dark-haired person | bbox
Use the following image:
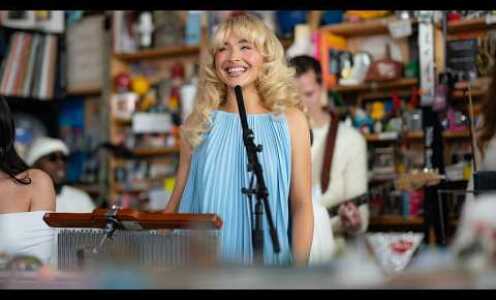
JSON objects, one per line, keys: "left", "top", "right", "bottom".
{"left": 0, "top": 97, "right": 56, "bottom": 265}
{"left": 289, "top": 55, "right": 369, "bottom": 259}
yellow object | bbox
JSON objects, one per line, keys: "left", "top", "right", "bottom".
{"left": 463, "top": 163, "right": 473, "bottom": 181}
{"left": 370, "top": 102, "right": 385, "bottom": 121}
{"left": 131, "top": 76, "right": 150, "bottom": 96}
{"left": 169, "top": 95, "right": 179, "bottom": 111}
{"left": 139, "top": 91, "right": 157, "bottom": 111}
{"left": 344, "top": 11, "right": 392, "bottom": 20}
{"left": 164, "top": 177, "right": 176, "bottom": 192}
{"left": 35, "top": 11, "right": 50, "bottom": 20}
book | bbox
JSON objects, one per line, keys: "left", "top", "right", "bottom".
{"left": 22, "top": 34, "right": 39, "bottom": 97}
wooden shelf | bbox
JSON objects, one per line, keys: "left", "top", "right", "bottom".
{"left": 133, "top": 147, "right": 180, "bottom": 156}
{"left": 320, "top": 17, "right": 398, "bottom": 37}
{"left": 364, "top": 130, "right": 470, "bottom": 143}
{"left": 407, "top": 131, "right": 423, "bottom": 140}
{"left": 330, "top": 78, "right": 418, "bottom": 94}
{"left": 364, "top": 132, "right": 399, "bottom": 142}
{"left": 114, "top": 45, "right": 200, "bottom": 61}
{"left": 112, "top": 117, "right": 132, "bottom": 126}
{"left": 443, "top": 130, "right": 470, "bottom": 139}
{"left": 447, "top": 17, "right": 496, "bottom": 34}
{"left": 113, "top": 183, "right": 147, "bottom": 193}
{"left": 450, "top": 88, "right": 487, "bottom": 100}
{"left": 66, "top": 84, "right": 101, "bottom": 96}
{"left": 370, "top": 215, "right": 424, "bottom": 226}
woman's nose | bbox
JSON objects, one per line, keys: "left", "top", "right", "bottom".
{"left": 227, "top": 48, "right": 241, "bottom": 61}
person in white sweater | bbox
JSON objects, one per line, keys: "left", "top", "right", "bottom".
{"left": 290, "top": 56, "right": 369, "bottom": 260}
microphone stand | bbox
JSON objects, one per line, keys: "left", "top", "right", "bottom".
{"left": 234, "top": 85, "right": 280, "bottom": 265}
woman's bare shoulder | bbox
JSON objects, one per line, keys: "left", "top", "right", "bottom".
{"left": 26, "top": 169, "right": 52, "bottom": 185}
{"left": 26, "top": 169, "right": 56, "bottom": 211}
{"left": 283, "top": 107, "right": 310, "bottom": 137}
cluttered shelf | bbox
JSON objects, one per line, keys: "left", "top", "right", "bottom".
{"left": 65, "top": 84, "right": 101, "bottom": 96}
{"left": 370, "top": 215, "right": 424, "bottom": 226}
{"left": 451, "top": 88, "right": 487, "bottom": 100}
{"left": 370, "top": 215, "right": 459, "bottom": 227}
{"left": 330, "top": 78, "right": 418, "bottom": 93}
{"left": 319, "top": 15, "right": 496, "bottom": 38}
{"left": 447, "top": 16, "right": 496, "bottom": 34}
{"left": 364, "top": 130, "right": 470, "bottom": 142}
{"left": 132, "top": 147, "right": 180, "bottom": 157}
{"left": 113, "top": 44, "right": 201, "bottom": 61}
{"left": 320, "top": 16, "right": 401, "bottom": 37}
{"left": 113, "top": 37, "right": 293, "bottom": 62}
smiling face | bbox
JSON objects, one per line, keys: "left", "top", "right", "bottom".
{"left": 214, "top": 32, "right": 264, "bottom": 91}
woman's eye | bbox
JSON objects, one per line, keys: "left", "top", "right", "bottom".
{"left": 217, "top": 47, "right": 226, "bottom": 52}
{"left": 241, "top": 46, "right": 251, "bottom": 50}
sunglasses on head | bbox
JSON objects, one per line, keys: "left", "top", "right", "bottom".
{"left": 46, "top": 152, "right": 68, "bottom": 163}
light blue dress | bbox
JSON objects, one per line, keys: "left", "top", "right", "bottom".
{"left": 179, "top": 110, "right": 293, "bottom": 265}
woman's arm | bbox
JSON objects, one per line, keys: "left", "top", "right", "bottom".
{"left": 164, "top": 128, "right": 193, "bottom": 213}
{"left": 285, "top": 108, "right": 314, "bottom": 266}
{"left": 28, "top": 169, "right": 56, "bottom": 212}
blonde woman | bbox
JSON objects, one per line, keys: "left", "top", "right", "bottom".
{"left": 165, "top": 14, "right": 313, "bottom": 266}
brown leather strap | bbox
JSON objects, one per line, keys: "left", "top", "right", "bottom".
{"left": 320, "top": 110, "right": 339, "bottom": 194}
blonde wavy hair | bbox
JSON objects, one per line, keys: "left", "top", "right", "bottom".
{"left": 182, "top": 13, "right": 305, "bottom": 148}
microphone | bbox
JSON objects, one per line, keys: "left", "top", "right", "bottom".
{"left": 234, "top": 85, "right": 249, "bottom": 134}
{"left": 233, "top": 85, "right": 281, "bottom": 260}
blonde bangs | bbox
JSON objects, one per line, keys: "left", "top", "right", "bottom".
{"left": 209, "top": 16, "right": 266, "bottom": 56}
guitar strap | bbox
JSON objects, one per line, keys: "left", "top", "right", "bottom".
{"left": 320, "top": 110, "right": 339, "bottom": 194}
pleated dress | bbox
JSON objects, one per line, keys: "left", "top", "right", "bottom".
{"left": 178, "top": 110, "right": 293, "bottom": 265}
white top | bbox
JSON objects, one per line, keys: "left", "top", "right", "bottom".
{"left": 311, "top": 121, "right": 369, "bottom": 233}
{"left": 0, "top": 211, "right": 56, "bottom": 265}
{"left": 56, "top": 186, "right": 96, "bottom": 213}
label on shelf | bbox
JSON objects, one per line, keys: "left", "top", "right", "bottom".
{"left": 388, "top": 19, "right": 412, "bottom": 39}
{"left": 486, "top": 14, "right": 496, "bottom": 25}
{"left": 378, "top": 132, "right": 399, "bottom": 140}
{"left": 132, "top": 112, "right": 172, "bottom": 133}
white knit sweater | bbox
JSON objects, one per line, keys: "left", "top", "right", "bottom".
{"left": 311, "top": 121, "right": 369, "bottom": 234}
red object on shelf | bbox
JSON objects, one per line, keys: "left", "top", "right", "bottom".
{"left": 171, "top": 63, "right": 185, "bottom": 79}
{"left": 114, "top": 72, "right": 131, "bottom": 92}
{"left": 447, "top": 12, "right": 462, "bottom": 22}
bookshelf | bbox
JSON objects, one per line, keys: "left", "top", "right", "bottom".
{"left": 318, "top": 13, "right": 496, "bottom": 241}
{"left": 114, "top": 45, "right": 201, "bottom": 61}
{"left": 66, "top": 84, "right": 101, "bottom": 96}
{"left": 330, "top": 78, "right": 418, "bottom": 94}
{"left": 106, "top": 11, "right": 208, "bottom": 210}
{"left": 320, "top": 16, "right": 401, "bottom": 37}
{"left": 447, "top": 17, "right": 496, "bottom": 34}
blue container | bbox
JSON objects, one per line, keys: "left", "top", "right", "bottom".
{"left": 275, "top": 11, "right": 307, "bottom": 38}
{"left": 322, "top": 11, "right": 344, "bottom": 25}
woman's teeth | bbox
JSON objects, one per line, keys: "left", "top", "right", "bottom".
{"left": 226, "top": 67, "right": 247, "bottom": 77}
